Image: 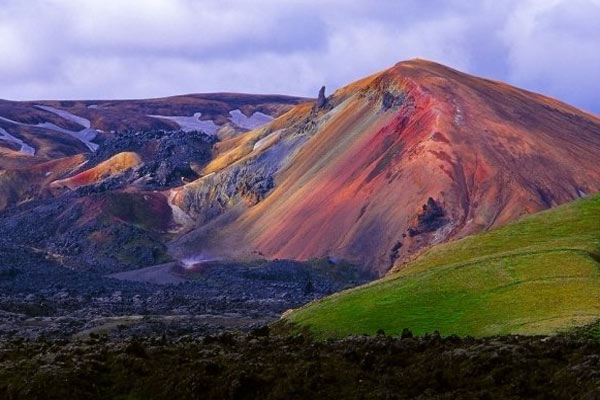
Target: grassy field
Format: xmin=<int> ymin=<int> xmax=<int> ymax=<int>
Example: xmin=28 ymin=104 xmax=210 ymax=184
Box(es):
xmin=286 ymin=194 xmax=600 ymax=338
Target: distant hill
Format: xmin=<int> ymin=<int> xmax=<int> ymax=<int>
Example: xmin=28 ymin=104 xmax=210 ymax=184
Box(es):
xmin=0 ymin=93 xmax=308 ymax=168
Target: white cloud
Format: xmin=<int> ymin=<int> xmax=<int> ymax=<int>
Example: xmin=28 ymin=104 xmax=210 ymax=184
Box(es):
xmin=0 ymin=0 xmax=598 ymax=113
xmin=501 ymin=0 xmax=600 ymax=111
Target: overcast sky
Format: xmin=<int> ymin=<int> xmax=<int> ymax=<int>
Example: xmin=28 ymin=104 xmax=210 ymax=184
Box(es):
xmin=0 ymin=0 xmax=599 ymax=114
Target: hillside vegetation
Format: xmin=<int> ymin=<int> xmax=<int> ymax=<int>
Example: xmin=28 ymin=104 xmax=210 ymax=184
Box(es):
xmin=286 ymin=194 xmax=600 ymax=338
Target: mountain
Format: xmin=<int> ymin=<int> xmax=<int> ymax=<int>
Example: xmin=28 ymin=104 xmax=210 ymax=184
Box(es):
xmin=0 ymin=93 xmax=308 ymax=169
xmin=284 ymin=194 xmax=600 ymax=337
xmin=170 ymin=59 xmax=600 ymax=274
xmin=0 ymin=58 xmax=600 ymax=363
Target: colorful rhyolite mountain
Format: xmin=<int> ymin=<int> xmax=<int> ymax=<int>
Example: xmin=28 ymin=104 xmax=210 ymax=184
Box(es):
xmin=171 ymin=59 xmax=600 ymax=274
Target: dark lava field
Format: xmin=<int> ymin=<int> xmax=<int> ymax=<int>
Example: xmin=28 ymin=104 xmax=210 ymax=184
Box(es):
xmin=2 ymin=328 xmax=600 ymax=399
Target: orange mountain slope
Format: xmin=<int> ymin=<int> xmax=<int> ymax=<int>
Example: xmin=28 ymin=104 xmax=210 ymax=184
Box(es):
xmin=50 ymin=152 xmax=142 ymax=191
xmin=171 ymin=59 xmax=600 ymax=274
xmin=0 ymin=154 xmax=87 ymax=210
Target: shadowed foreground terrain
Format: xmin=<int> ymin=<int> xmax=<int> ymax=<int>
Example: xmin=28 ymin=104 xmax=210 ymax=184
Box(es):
xmin=1 ymin=328 xmax=600 ymax=399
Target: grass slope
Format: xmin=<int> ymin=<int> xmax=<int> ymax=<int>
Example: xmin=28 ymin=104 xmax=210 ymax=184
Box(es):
xmin=286 ymin=194 xmax=600 ymax=338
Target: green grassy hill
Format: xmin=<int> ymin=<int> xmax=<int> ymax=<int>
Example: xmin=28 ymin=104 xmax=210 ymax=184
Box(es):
xmin=286 ymin=194 xmax=600 ymax=338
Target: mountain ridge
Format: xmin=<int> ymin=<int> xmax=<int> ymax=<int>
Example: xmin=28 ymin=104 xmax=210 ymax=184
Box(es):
xmin=0 ymin=93 xmax=309 ymax=168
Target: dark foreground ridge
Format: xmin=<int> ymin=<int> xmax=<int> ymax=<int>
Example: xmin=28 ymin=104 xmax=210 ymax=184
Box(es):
xmin=1 ymin=329 xmax=600 ymax=399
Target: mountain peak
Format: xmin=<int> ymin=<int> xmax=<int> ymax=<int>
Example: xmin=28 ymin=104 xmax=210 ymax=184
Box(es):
xmin=171 ymin=61 xmax=600 ymax=274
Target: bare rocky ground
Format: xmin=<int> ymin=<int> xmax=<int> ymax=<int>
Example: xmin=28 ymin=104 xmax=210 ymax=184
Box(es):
xmin=0 ymin=129 xmax=218 ymax=274
xmin=0 ymin=127 xmax=375 ymax=342
xmin=1 ymin=328 xmax=600 ymax=399
xmin=0 ymin=242 xmax=372 ymax=340
xmin=0 ymin=128 xmax=371 ymax=343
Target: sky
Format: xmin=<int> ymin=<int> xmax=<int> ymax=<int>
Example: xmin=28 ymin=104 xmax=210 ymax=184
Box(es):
xmin=0 ymin=0 xmax=599 ymax=114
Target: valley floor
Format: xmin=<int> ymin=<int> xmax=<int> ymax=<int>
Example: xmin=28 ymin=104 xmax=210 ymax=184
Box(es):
xmin=0 ymin=243 xmax=372 ymax=340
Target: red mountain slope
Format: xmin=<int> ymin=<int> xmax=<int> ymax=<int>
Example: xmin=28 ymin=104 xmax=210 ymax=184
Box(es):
xmin=172 ymin=59 xmax=600 ymax=274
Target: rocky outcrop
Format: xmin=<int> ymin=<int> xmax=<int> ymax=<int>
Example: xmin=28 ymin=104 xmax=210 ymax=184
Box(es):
xmin=408 ymin=197 xmax=448 ymax=237
xmin=381 ymin=90 xmax=406 ymax=111
xmin=316 ymin=86 xmax=327 ymax=109
xmin=236 ymin=174 xmax=274 ymax=206
xmin=180 ymin=161 xmax=279 ymax=224
xmin=81 ymin=129 xmax=214 ymax=190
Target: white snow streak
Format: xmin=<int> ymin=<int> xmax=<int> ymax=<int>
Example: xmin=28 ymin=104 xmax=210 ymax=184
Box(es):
xmin=35 ymin=105 xmax=91 ymax=129
xmin=228 ymin=109 xmax=273 ymax=130
xmin=150 ymin=112 xmax=219 ymax=135
xmin=0 ymin=107 xmax=98 ymax=152
xmin=0 ymin=127 xmax=35 ymax=155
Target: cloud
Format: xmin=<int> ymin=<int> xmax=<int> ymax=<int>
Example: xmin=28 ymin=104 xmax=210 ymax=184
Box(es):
xmin=0 ymin=0 xmax=598 ymax=114
xmin=501 ymin=0 xmax=600 ymax=112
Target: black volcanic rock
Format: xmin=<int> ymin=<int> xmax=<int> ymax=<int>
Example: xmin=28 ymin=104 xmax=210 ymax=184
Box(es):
xmin=84 ymin=129 xmax=215 ymax=190
xmin=408 ymin=197 xmax=448 ymax=237
xmin=316 ymin=86 xmax=327 ymax=109
xmin=381 ymin=90 xmax=406 ymax=111
xmin=1 ymin=330 xmax=599 ymax=399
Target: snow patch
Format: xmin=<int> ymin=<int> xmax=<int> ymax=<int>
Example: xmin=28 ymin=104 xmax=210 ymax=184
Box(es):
xmin=0 ymin=110 xmax=98 ymax=152
xmin=35 ymin=105 xmax=91 ymax=129
xmin=0 ymin=116 xmax=24 ymax=126
xmin=150 ymin=112 xmax=219 ymax=135
xmin=229 ymin=109 xmax=273 ymax=130
xmin=0 ymin=127 xmax=35 ymax=155
xmin=37 ymin=122 xmax=98 ymax=152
